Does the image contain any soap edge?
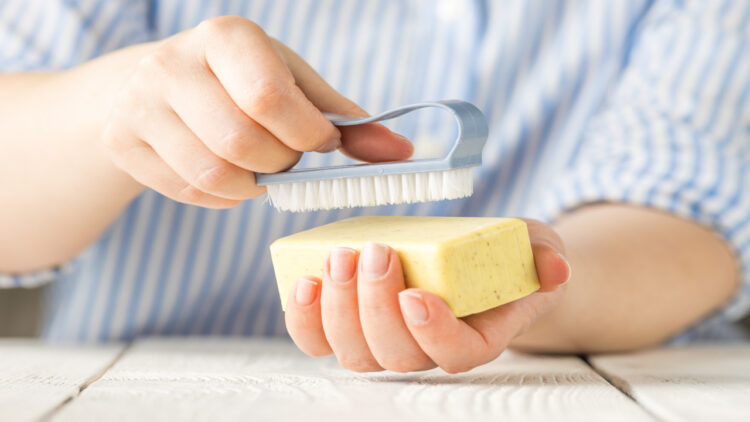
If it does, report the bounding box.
[444,219,541,317]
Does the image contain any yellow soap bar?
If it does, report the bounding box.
[270,216,540,317]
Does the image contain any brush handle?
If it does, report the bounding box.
[323,100,487,166]
[256,100,488,185]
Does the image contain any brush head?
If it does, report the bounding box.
[264,167,474,212]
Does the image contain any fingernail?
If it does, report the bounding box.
[558,252,572,284]
[329,247,357,283]
[533,240,572,286]
[361,242,389,277]
[295,277,318,306]
[399,291,428,324]
[316,138,341,153]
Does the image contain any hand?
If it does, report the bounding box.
[102,16,412,208]
[284,219,571,373]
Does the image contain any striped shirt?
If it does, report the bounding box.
[2,0,749,343]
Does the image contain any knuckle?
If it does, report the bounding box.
[236,17,265,36]
[177,184,205,204]
[198,16,263,43]
[137,49,173,77]
[194,164,234,192]
[109,98,146,135]
[198,16,238,36]
[100,122,124,151]
[100,122,142,158]
[219,129,256,163]
[218,130,301,173]
[257,159,300,174]
[245,78,289,116]
[176,185,239,209]
[361,300,394,315]
[268,152,302,173]
[196,17,224,35]
[338,356,382,373]
[111,85,139,111]
[337,102,366,118]
[257,151,301,174]
[109,87,150,127]
[290,119,338,152]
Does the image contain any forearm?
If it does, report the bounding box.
[512,203,739,353]
[0,44,153,273]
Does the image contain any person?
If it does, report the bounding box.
[1,0,748,373]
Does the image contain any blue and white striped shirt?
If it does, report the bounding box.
[2,0,749,343]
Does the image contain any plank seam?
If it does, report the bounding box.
[581,355,665,422]
[37,342,132,422]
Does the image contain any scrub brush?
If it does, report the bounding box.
[255,100,488,212]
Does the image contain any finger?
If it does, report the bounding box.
[464,286,566,343]
[398,289,498,374]
[271,39,363,118]
[357,243,434,372]
[163,63,301,173]
[274,40,414,162]
[199,17,340,152]
[524,218,565,251]
[320,247,382,372]
[284,277,332,357]
[138,104,264,200]
[338,124,414,162]
[531,241,572,292]
[103,126,241,208]
[523,219,572,292]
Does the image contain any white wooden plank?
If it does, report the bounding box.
[0,339,124,422]
[590,344,750,422]
[52,338,653,422]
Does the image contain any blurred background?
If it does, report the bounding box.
[0,287,45,337]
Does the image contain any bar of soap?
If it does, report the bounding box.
[270,216,540,317]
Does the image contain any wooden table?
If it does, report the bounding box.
[1,339,748,422]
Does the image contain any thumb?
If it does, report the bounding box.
[272,39,413,162]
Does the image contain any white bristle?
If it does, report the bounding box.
[265,167,474,212]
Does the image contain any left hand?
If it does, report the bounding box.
[284,219,571,373]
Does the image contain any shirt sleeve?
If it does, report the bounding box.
[0,0,152,287]
[537,0,750,341]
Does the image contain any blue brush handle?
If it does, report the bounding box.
[255,100,488,185]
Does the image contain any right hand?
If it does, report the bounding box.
[102,16,413,208]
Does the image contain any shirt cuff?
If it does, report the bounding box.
[0,262,74,288]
